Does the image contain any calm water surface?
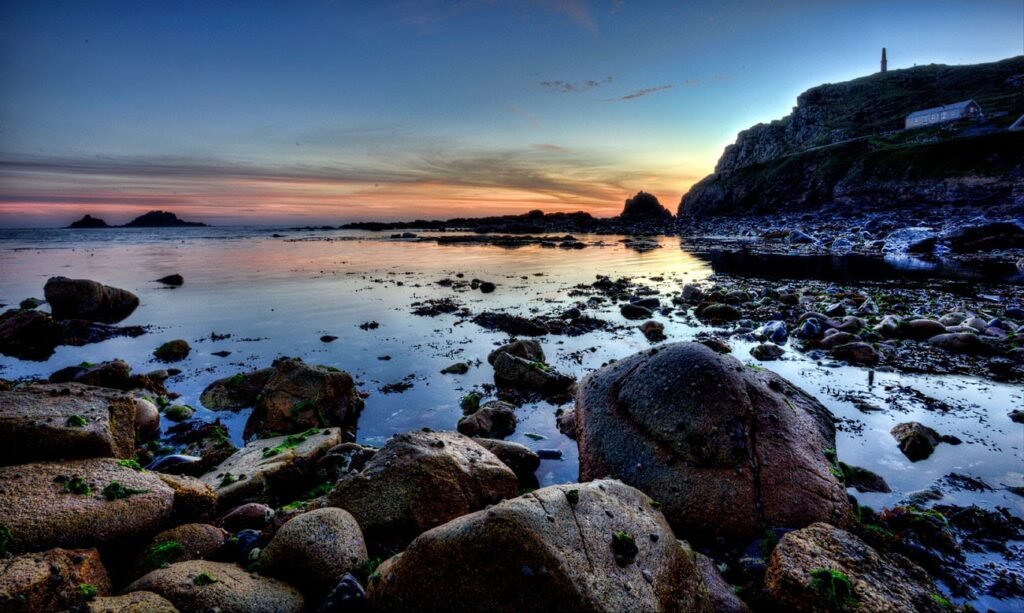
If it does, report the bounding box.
[1,227,1021,583]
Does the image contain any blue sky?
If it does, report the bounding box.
[0,0,1021,225]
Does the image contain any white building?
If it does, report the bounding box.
[905,100,983,129]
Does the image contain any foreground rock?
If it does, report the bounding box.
[0,383,138,465]
[457,400,516,438]
[576,342,850,542]
[260,507,368,594]
[125,560,303,613]
[474,438,540,483]
[0,458,179,554]
[44,276,139,323]
[200,428,342,509]
[85,591,178,612]
[367,480,713,613]
[765,522,944,612]
[0,547,111,612]
[324,431,517,555]
[243,358,363,439]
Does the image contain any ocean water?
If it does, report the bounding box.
[1,227,1022,573]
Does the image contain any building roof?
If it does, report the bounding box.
[906,100,979,121]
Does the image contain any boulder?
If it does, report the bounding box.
[324,431,517,555]
[243,358,363,439]
[750,343,785,361]
[156,473,218,523]
[697,303,741,322]
[695,553,750,613]
[947,221,1024,252]
[199,428,342,510]
[44,277,139,323]
[487,339,545,365]
[199,368,274,410]
[830,342,881,366]
[0,383,137,465]
[474,438,540,483]
[492,353,574,396]
[576,343,850,543]
[49,359,133,390]
[137,524,228,575]
[220,503,274,532]
[85,591,178,612]
[0,309,67,360]
[153,340,190,362]
[890,422,961,462]
[765,523,943,612]
[620,303,653,320]
[901,319,946,340]
[927,332,992,355]
[366,480,713,613]
[0,547,111,612]
[639,320,666,342]
[260,508,368,594]
[556,408,578,439]
[819,332,858,349]
[457,400,516,438]
[124,560,303,613]
[0,458,176,553]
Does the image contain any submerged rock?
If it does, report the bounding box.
[199,368,274,410]
[154,339,191,362]
[457,400,516,439]
[639,320,666,342]
[156,274,184,286]
[576,342,851,543]
[323,430,517,555]
[487,339,545,365]
[765,522,944,612]
[243,358,363,440]
[44,276,139,323]
[0,310,145,361]
[366,480,713,613]
[125,560,304,613]
[891,422,961,462]
[492,352,574,397]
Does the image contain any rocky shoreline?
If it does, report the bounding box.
[1,255,1021,612]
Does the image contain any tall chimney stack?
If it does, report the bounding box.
[881,47,888,73]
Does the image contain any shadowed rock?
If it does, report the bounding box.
[576,342,851,543]
[44,277,139,323]
[366,480,713,613]
[0,547,111,612]
[125,560,303,612]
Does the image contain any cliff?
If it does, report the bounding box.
[680,56,1024,216]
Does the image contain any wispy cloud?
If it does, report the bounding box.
[532,143,570,153]
[545,0,597,33]
[540,76,614,93]
[619,84,673,100]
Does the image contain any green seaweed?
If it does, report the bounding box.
[808,568,855,610]
[460,391,483,413]
[354,557,384,585]
[102,481,149,500]
[611,531,639,566]
[564,489,579,505]
[65,414,88,428]
[0,526,11,555]
[218,473,238,488]
[193,572,218,586]
[228,373,246,386]
[78,583,98,599]
[141,541,185,572]
[118,459,144,471]
[61,476,92,496]
[930,593,954,609]
[262,427,320,458]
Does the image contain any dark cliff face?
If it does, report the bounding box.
[123,211,207,227]
[67,215,109,229]
[680,56,1024,216]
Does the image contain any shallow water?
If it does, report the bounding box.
[1,226,1022,607]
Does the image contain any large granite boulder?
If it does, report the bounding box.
[576,343,851,543]
[85,591,178,612]
[0,383,138,465]
[367,480,713,613]
[136,524,228,576]
[243,358,363,439]
[199,428,342,509]
[0,458,179,554]
[765,522,944,612]
[124,560,303,613]
[44,276,139,323]
[323,431,518,555]
[199,368,274,410]
[0,547,111,612]
[260,507,368,594]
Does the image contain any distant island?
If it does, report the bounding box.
[68,210,208,228]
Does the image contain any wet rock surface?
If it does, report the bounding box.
[367,480,713,613]
[0,547,111,612]
[44,276,140,324]
[576,342,851,543]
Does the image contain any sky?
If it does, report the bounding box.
[0,1,1021,227]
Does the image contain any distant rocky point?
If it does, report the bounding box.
[67,210,207,229]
